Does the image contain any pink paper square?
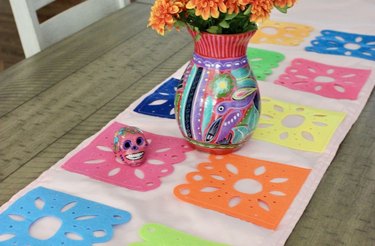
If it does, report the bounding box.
[62,122,193,191]
[275,58,371,99]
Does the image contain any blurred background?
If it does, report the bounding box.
[0,0,84,72]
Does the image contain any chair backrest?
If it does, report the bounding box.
[10,0,130,58]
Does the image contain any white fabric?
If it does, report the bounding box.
[1,0,374,245]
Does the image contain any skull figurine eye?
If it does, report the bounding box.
[123,140,132,150]
[136,137,144,146]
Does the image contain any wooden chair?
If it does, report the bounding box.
[10,0,130,58]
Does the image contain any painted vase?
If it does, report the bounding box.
[175,29,261,154]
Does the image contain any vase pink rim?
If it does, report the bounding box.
[187,26,257,38]
[187,25,255,59]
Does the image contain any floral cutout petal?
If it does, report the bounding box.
[0,187,131,245]
[305,30,375,61]
[252,97,346,152]
[275,58,371,100]
[129,223,227,246]
[62,122,193,191]
[174,154,311,229]
[134,78,180,119]
[251,20,313,46]
[247,47,285,80]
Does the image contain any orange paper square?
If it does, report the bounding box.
[174,154,311,229]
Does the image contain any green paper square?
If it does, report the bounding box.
[247,47,285,81]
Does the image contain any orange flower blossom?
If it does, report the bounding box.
[239,0,274,22]
[148,0,297,35]
[226,0,246,15]
[186,0,227,20]
[148,0,185,35]
[273,0,297,8]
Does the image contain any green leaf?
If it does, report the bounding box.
[244,5,252,15]
[225,13,238,20]
[243,22,258,32]
[187,9,195,15]
[219,20,230,29]
[174,20,185,29]
[275,5,288,13]
[206,26,220,34]
[192,27,202,41]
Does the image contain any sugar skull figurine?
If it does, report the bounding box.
[113,126,148,166]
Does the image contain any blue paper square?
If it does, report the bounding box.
[305,30,375,61]
[134,78,180,119]
[0,187,131,245]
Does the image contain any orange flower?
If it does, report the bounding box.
[226,0,245,14]
[147,0,296,35]
[148,0,185,35]
[186,0,227,20]
[273,0,296,8]
[239,0,274,22]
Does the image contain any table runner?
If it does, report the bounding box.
[1,0,374,245]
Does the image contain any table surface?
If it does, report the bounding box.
[0,2,374,245]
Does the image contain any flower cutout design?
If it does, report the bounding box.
[129,223,227,246]
[306,30,375,61]
[134,77,180,119]
[252,97,346,152]
[174,154,311,229]
[62,122,193,192]
[0,187,131,245]
[251,20,313,46]
[247,47,285,81]
[275,58,371,99]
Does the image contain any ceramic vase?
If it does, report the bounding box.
[175,29,261,154]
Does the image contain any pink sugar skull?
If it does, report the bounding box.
[113,126,148,166]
